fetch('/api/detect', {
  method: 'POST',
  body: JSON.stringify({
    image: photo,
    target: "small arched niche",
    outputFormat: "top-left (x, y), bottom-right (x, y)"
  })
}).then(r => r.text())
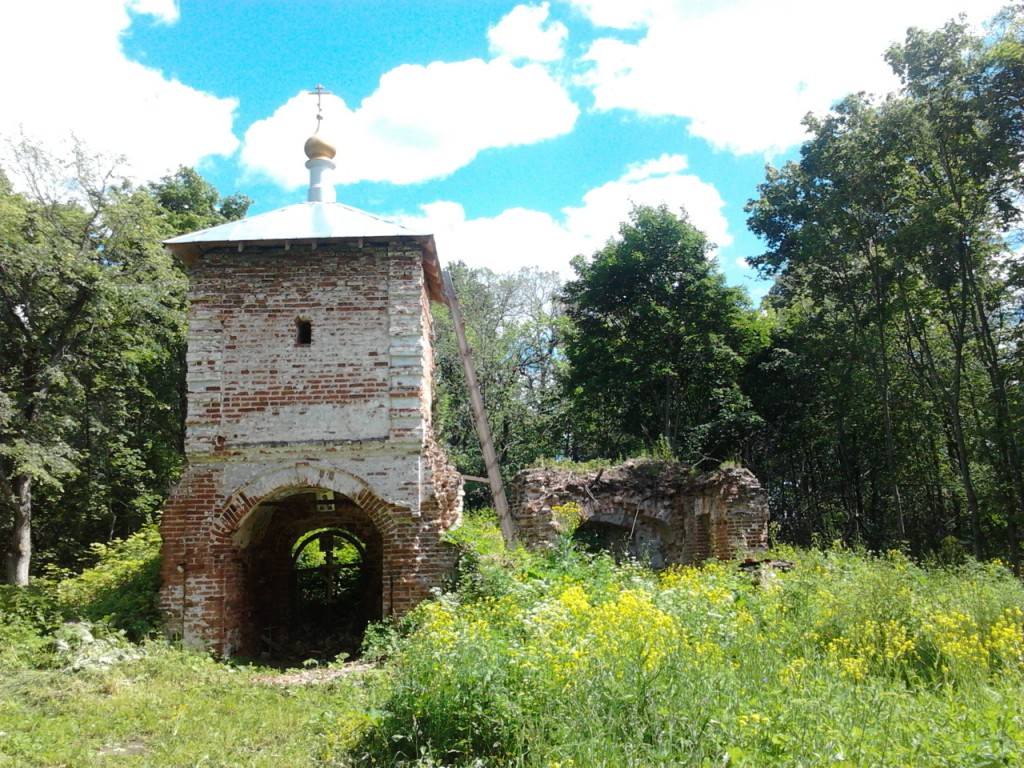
top-left (295, 317), bottom-right (312, 345)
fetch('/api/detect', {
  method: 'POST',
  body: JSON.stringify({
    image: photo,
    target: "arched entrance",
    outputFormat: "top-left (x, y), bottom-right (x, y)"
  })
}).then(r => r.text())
top-left (233, 486), bottom-right (383, 661)
top-left (291, 528), bottom-right (374, 641)
top-left (572, 515), bottom-right (672, 568)
top-left (573, 519), bottom-right (634, 560)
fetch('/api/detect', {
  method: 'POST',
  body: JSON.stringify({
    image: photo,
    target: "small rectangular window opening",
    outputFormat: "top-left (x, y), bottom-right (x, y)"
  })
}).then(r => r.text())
top-left (296, 319), bottom-right (312, 345)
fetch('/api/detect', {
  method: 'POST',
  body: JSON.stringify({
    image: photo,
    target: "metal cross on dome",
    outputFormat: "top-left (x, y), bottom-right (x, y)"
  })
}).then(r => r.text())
top-left (308, 84), bottom-right (332, 122)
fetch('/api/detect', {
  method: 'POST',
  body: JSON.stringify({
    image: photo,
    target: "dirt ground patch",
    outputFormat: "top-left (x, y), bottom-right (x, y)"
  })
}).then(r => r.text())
top-left (252, 661), bottom-right (376, 685)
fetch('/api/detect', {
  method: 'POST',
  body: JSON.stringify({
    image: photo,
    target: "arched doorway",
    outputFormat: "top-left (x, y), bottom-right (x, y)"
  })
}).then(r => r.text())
top-left (572, 516), bottom-right (671, 568)
top-left (573, 519), bottom-right (634, 560)
top-left (234, 487), bottom-right (384, 661)
top-left (290, 528), bottom-right (375, 646)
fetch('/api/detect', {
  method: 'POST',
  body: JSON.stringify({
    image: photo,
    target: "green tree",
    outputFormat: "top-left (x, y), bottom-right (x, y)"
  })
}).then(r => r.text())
top-left (886, 13), bottom-right (1024, 565)
top-left (562, 204), bottom-right (765, 466)
top-left (147, 166), bottom-right (251, 233)
top-left (0, 141), bottom-right (248, 583)
top-left (746, 9), bottom-right (1024, 561)
top-left (433, 264), bottom-right (566, 505)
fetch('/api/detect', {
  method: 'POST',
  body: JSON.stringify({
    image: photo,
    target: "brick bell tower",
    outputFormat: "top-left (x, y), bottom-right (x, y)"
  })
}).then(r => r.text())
top-left (159, 95), bottom-right (463, 657)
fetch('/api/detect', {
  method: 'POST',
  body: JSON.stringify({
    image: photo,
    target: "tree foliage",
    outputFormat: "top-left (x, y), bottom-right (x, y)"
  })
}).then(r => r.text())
top-left (0, 140), bottom-right (246, 583)
top-left (561, 204), bottom-right (765, 466)
top-left (746, 9), bottom-right (1024, 563)
top-left (432, 264), bottom-right (566, 505)
top-left (147, 166), bottom-right (251, 233)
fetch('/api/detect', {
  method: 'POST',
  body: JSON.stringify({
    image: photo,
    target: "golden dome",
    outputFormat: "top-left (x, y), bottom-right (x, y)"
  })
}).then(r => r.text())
top-left (304, 132), bottom-right (337, 160)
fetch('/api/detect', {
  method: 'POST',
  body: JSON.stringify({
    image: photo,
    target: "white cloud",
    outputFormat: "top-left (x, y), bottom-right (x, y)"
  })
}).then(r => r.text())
top-left (395, 153), bottom-right (729, 276)
top-left (563, 153), bottom-right (731, 253)
top-left (0, 0), bottom-right (238, 184)
top-left (488, 3), bottom-right (568, 62)
top-left (569, 0), bottom-right (667, 30)
top-left (401, 202), bottom-right (578, 275)
top-left (126, 0), bottom-right (178, 21)
top-left (573, 0), bottom-right (1009, 155)
top-left (241, 58), bottom-right (579, 187)
top-left (621, 153), bottom-right (690, 182)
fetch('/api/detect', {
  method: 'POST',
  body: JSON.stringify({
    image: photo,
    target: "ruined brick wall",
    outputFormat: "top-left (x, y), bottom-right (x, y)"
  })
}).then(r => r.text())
top-left (160, 241), bottom-right (463, 655)
top-left (510, 460), bottom-right (768, 567)
top-left (693, 466), bottom-right (770, 560)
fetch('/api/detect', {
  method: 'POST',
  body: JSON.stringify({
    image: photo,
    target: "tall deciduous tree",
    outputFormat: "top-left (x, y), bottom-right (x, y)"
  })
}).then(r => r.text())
top-left (562, 204), bottom-right (765, 466)
top-left (433, 264), bottom-right (566, 505)
top-left (746, 9), bottom-right (1024, 561)
top-left (0, 141), bottom-right (249, 583)
top-left (148, 166), bottom-right (251, 234)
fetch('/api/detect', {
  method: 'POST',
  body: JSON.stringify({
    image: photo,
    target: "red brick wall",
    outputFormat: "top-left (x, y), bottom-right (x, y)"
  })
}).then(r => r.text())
top-left (508, 461), bottom-right (768, 568)
top-left (160, 240), bottom-right (463, 656)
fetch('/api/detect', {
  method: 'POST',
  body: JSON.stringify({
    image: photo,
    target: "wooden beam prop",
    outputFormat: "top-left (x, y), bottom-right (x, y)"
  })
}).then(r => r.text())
top-left (442, 270), bottom-right (516, 547)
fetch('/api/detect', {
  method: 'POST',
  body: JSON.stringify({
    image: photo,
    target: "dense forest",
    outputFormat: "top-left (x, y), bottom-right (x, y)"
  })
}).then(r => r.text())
top-left (2, 9), bottom-right (1022, 584)
top-left (435, 11), bottom-right (1024, 566)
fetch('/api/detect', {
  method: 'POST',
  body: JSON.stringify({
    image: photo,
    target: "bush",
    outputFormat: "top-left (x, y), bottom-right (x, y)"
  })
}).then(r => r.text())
top-left (350, 530), bottom-right (1024, 767)
top-left (56, 523), bottom-right (162, 639)
top-left (0, 583), bottom-right (62, 668)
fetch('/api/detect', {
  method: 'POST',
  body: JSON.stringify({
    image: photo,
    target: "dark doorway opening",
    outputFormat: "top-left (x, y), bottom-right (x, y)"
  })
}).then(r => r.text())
top-left (290, 528), bottom-right (374, 654)
top-left (573, 519), bottom-right (634, 560)
top-left (238, 488), bottom-right (383, 662)
top-left (572, 517), bottom-right (670, 568)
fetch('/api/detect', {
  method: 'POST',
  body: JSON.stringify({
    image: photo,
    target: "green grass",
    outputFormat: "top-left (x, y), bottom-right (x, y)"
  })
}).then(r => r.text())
top-left (350, 528), bottom-right (1024, 767)
top-left (2, 516), bottom-right (1024, 766)
top-left (0, 646), bottom-right (375, 766)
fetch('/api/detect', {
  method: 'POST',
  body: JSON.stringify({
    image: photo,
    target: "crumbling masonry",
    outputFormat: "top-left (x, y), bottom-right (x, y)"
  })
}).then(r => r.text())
top-left (159, 214), bottom-right (462, 657)
top-left (511, 460), bottom-right (769, 567)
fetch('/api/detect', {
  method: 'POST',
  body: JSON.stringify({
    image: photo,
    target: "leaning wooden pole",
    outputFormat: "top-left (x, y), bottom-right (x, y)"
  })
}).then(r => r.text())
top-left (442, 270), bottom-right (516, 547)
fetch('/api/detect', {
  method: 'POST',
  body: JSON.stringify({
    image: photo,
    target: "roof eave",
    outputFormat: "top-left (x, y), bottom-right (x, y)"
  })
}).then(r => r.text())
top-left (166, 234), bottom-right (446, 304)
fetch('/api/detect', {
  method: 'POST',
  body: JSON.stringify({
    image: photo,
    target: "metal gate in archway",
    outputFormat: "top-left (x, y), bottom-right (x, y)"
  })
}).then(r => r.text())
top-left (290, 528), bottom-right (374, 649)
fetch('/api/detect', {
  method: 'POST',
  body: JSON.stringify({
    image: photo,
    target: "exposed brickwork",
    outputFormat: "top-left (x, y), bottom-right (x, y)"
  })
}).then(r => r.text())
top-left (510, 460), bottom-right (768, 567)
top-left (160, 241), bottom-right (463, 656)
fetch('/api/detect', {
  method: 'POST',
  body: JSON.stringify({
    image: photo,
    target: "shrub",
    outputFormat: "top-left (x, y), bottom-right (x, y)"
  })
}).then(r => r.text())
top-left (0, 583), bottom-right (62, 668)
top-left (351, 529), bottom-right (1024, 766)
top-left (56, 523), bottom-right (162, 639)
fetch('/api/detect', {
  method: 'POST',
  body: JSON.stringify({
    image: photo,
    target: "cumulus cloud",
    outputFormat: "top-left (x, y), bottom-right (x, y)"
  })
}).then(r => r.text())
top-left (395, 153), bottom-right (729, 276)
top-left (572, 0), bottom-right (1008, 155)
top-left (569, 0), bottom-right (667, 30)
top-left (399, 202), bottom-right (578, 275)
top-left (621, 153), bottom-right (690, 182)
top-left (241, 58), bottom-right (579, 186)
top-left (0, 0), bottom-right (238, 183)
top-left (488, 3), bottom-right (569, 62)
top-left (126, 0), bottom-right (178, 21)
top-left (564, 153), bottom-right (731, 251)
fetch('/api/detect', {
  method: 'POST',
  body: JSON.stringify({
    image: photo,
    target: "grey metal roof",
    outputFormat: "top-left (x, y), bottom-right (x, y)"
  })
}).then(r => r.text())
top-left (165, 201), bottom-right (426, 247)
top-left (164, 200), bottom-right (447, 303)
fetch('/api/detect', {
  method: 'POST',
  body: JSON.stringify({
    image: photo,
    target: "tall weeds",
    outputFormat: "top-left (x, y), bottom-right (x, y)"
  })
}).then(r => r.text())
top-left (351, 532), bottom-right (1024, 767)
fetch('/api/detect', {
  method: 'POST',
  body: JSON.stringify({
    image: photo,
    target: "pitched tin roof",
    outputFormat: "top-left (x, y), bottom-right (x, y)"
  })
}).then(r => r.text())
top-left (164, 201), bottom-right (446, 303)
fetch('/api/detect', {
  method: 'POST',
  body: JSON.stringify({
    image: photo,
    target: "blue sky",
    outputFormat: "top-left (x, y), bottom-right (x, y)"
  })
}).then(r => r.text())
top-left (0, 0), bottom-right (1007, 299)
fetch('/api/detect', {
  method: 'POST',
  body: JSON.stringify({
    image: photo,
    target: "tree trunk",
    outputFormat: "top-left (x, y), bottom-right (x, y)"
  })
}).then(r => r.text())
top-left (867, 244), bottom-right (905, 540)
top-left (5, 474), bottom-right (32, 586)
top-left (896, 280), bottom-right (981, 557)
top-left (964, 255), bottom-right (1023, 573)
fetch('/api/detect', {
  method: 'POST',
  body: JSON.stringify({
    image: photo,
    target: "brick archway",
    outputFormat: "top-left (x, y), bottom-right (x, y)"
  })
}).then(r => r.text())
top-left (213, 462), bottom-right (404, 543)
top-left (208, 463), bottom-right (409, 657)
top-left (573, 512), bottom-right (676, 569)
